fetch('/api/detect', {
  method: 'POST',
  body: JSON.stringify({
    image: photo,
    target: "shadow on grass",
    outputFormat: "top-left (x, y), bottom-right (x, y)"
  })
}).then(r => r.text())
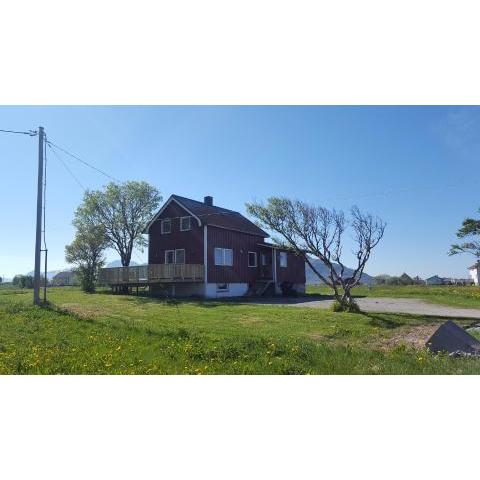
top-left (360, 312), bottom-right (405, 329)
top-left (359, 310), bottom-right (478, 331)
top-left (95, 290), bottom-right (369, 308)
top-left (303, 292), bottom-right (368, 300)
top-left (122, 295), bottom-right (251, 309)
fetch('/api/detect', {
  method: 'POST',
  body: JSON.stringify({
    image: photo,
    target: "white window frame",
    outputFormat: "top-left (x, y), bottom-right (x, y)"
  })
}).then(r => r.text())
top-left (214, 247), bottom-right (233, 266)
top-left (180, 216), bottom-right (191, 231)
top-left (165, 250), bottom-right (175, 264)
top-left (216, 283), bottom-right (229, 292)
top-left (248, 251), bottom-right (257, 267)
top-left (161, 218), bottom-right (171, 234)
top-left (174, 249), bottom-right (185, 264)
top-left (279, 251), bottom-right (288, 268)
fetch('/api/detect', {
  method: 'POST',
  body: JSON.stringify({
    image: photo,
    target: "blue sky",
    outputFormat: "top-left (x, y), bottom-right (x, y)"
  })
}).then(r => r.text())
top-left (0, 105), bottom-right (479, 279)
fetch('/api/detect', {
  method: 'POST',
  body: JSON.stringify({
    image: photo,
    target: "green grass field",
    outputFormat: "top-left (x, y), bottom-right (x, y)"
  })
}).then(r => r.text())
top-left (307, 284), bottom-right (480, 309)
top-left (1, 286), bottom-right (480, 374)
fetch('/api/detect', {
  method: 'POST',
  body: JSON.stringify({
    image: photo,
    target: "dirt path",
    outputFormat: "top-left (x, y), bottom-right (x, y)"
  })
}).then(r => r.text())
top-left (253, 297), bottom-right (480, 319)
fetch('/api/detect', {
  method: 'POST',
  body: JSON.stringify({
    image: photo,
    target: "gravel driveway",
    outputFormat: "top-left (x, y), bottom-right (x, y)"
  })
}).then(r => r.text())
top-left (252, 297), bottom-right (480, 319)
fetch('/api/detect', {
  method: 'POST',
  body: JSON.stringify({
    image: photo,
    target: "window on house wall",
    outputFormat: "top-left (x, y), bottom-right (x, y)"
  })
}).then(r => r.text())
top-left (175, 249), bottom-right (185, 264)
top-left (214, 248), bottom-right (222, 265)
top-left (216, 283), bottom-right (229, 292)
top-left (224, 249), bottom-right (233, 266)
top-left (248, 252), bottom-right (257, 267)
top-left (161, 219), bottom-right (171, 234)
top-left (165, 250), bottom-right (175, 264)
top-left (261, 253), bottom-right (268, 266)
top-left (214, 247), bottom-right (233, 266)
top-left (279, 251), bottom-right (288, 268)
top-left (180, 216), bottom-right (191, 231)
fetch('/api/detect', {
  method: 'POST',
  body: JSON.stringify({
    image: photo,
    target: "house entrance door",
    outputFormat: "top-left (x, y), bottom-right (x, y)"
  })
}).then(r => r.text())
top-left (259, 249), bottom-right (273, 280)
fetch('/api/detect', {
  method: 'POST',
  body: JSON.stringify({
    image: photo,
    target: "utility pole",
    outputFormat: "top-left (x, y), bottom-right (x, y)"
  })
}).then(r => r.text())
top-left (33, 126), bottom-right (44, 305)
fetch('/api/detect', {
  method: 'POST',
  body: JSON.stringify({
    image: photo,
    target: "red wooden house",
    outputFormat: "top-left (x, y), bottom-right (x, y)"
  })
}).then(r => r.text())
top-left (100, 194), bottom-right (306, 298)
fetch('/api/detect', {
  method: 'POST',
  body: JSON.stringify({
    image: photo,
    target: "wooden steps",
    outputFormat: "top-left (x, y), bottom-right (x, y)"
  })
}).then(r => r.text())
top-left (247, 280), bottom-right (274, 297)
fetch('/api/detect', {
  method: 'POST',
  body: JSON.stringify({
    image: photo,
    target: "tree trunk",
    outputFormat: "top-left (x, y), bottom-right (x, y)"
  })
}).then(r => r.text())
top-left (337, 287), bottom-right (359, 311)
top-left (119, 252), bottom-right (131, 292)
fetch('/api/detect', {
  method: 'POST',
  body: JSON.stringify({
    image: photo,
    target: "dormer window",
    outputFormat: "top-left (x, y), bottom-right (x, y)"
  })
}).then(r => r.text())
top-left (180, 216), bottom-right (191, 231)
top-left (161, 218), bottom-right (171, 234)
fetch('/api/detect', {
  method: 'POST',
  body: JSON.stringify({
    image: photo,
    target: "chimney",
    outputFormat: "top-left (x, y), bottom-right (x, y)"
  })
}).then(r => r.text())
top-left (204, 196), bottom-right (213, 206)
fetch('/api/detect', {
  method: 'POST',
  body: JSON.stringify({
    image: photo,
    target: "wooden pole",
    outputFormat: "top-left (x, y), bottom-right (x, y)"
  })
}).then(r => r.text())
top-left (33, 127), bottom-right (44, 305)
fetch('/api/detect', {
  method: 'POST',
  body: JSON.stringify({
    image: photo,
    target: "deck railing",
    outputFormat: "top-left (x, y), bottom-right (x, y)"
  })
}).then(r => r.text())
top-left (99, 264), bottom-right (204, 285)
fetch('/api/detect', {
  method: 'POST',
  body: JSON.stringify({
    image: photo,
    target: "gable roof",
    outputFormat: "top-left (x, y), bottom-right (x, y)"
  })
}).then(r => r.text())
top-left (144, 194), bottom-right (269, 238)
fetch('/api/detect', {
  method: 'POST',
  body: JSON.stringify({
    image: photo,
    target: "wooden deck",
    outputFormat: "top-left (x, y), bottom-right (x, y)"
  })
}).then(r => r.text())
top-left (99, 264), bottom-right (204, 285)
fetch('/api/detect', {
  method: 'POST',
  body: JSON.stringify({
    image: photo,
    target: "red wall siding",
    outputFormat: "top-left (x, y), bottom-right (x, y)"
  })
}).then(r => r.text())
top-left (148, 202), bottom-right (203, 264)
top-left (275, 250), bottom-right (306, 284)
top-left (207, 226), bottom-right (265, 283)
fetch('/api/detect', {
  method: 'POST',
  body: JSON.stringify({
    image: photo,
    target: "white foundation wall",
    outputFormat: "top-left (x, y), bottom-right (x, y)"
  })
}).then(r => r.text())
top-left (204, 283), bottom-right (249, 298)
top-left (469, 267), bottom-right (479, 286)
top-left (151, 283), bottom-right (206, 297)
top-left (294, 283), bottom-right (306, 294)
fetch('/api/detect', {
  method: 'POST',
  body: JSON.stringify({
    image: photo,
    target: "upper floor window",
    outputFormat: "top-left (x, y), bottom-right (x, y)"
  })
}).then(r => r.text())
top-left (161, 218), bottom-right (171, 234)
top-left (180, 216), bottom-right (191, 231)
top-left (248, 252), bottom-right (257, 267)
top-left (214, 247), bottom-right (233, 266)
top-left (279, 251), bottom-right (288, 268)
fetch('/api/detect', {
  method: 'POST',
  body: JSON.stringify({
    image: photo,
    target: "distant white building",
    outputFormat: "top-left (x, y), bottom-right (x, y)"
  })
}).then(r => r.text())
top-left (468, 263), bottom-right (480, 286)
top-left (425, 275), bottom-right (444, 285)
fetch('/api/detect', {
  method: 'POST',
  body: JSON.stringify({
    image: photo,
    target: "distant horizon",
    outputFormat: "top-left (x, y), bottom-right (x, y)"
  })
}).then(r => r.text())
top-left (2, 258), bottom-right (474, 283)
top-left (1, 106), bottom-right (479, 279)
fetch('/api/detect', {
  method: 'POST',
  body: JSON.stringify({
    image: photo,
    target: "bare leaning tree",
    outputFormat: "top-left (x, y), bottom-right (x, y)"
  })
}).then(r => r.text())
top-left (246, 198), bottom-right (386, 311)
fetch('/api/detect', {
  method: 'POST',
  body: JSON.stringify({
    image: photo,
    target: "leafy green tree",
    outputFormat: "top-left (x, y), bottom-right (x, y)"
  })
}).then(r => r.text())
top-left (74, 181), bottom-right (162, 266)
top-left (247, 197), bottom-right (386, 311)
top-left (449, 209), bottom-right (480, 259)
top-left (65, 225), bottom-right (107, 293)
top-left (12, 275), bottom-right (34, 288)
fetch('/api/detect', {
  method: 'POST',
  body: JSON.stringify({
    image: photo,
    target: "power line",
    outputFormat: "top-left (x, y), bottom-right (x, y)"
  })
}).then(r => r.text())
top-left (0, 128), bottom-right (37, 136)
top-left (46, 139), bottom-right (120, 183)
top-left (48, 143), bottom-right (86, 191)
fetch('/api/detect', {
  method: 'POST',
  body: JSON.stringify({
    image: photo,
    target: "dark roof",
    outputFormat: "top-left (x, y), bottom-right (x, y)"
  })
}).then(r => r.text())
top-left (171, 195), bottom-right (235, 217)
top-left (468, 262), bottom-right (480, 270)
top-left (148, 194), bottom-right (269, 237)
